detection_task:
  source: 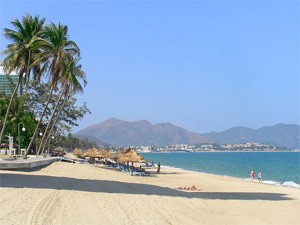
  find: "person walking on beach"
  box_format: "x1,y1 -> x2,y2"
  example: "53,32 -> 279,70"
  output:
157,162 -> 161,173
258,170 -> 262,183
250,169 -> 255,181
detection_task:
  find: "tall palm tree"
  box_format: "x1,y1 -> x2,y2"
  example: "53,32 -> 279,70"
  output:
25,22 -> 80,156
38,58 -> 86,155
0,15 -> 46,145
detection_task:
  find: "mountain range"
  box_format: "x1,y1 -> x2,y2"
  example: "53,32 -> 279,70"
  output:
75,118 -> 300,149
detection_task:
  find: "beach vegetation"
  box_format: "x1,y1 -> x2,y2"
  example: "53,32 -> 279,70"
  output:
37,56 -> 87,155
25,80 -> 90,148
0,95 -> 36,149
0,82 -> 91,152
0,14 -> 46,146
24,21 -> 82,156
0,14 -> 89,155
55,133 -> 97,152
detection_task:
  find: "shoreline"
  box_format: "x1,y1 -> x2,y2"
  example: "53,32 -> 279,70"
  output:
1,160 -> 300,225
141,151 -> 300,189
159,164 -> 300,189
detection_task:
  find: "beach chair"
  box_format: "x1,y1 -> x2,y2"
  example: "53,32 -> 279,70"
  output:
130,168 -> 150,177
131,170 -> 146,176
119,167 -> 131,175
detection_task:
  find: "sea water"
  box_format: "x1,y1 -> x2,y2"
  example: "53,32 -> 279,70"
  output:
140,152 -> 300,188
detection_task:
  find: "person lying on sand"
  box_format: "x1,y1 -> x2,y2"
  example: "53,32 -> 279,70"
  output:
177,185 -> 200,191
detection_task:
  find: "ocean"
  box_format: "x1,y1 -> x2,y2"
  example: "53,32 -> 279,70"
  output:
140,152 -> 300,188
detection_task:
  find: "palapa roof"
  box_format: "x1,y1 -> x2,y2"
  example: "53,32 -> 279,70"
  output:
115,147 -> 146,163
83,147 -> 99,158
97,149 -> 110,158
73,148 -> 83,157
83,147 -> 111,158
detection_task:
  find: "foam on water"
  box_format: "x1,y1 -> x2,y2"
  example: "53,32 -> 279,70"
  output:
262,180 -> 280,185
282,181 -> 300,189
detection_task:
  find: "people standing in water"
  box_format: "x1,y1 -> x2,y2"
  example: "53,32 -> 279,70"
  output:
258,170 -> 262,182
250,169 -> 255,181
157,162 -> 161,173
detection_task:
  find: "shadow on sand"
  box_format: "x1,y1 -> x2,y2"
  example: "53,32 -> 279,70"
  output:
0,173 -> 293,201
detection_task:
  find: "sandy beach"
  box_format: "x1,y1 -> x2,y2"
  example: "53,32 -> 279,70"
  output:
0,158 -> 299,225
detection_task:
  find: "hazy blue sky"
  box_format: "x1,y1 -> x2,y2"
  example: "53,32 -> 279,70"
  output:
0,0 -> 299,133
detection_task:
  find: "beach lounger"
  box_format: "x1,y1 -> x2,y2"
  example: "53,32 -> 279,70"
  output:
131,171 -> 146,176
130,169 -> 150,177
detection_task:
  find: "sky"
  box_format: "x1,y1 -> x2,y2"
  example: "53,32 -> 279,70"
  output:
0,0 -> 299,133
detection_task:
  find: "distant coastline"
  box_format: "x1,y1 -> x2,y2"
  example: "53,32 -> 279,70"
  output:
135,142 -> 297,153
141,149 -> 300,153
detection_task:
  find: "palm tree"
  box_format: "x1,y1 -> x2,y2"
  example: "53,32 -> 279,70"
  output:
0,15 -> 46,145
38,57 -> 86,155
25,22 -> 80,156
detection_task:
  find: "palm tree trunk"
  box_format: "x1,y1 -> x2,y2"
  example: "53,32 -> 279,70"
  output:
37,83 -> 67,155
41,93 -> 69,155
0,71 -> 23,145
43,130 -> 57,155
25,87 -> 54,157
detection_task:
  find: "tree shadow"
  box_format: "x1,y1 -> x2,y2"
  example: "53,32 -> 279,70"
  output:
0,173 -> 293,201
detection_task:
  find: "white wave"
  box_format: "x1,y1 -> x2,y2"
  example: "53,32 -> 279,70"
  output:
262,180 -> 280,185
282,181 -> 300,189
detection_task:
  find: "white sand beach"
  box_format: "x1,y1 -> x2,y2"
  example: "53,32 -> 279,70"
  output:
0,159 -> 299,225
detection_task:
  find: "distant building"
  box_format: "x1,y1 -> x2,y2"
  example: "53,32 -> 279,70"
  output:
137,146 -> 152,153
0,65 -> 23,97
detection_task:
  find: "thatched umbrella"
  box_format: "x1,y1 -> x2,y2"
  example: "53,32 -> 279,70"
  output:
95,149 -> 110,163
83,147 -> 99,157
73,148 -> 84,158
109,150 -> 121,158
116,147 -> 146,166
97,149 -> 110,158
83,147 -> 99,163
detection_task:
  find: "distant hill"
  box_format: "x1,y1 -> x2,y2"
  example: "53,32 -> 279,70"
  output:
75,118 -> 300,149
202,123 -> 300,149
75,118 -> 209,147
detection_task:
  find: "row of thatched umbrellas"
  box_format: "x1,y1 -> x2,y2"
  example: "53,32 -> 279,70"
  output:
73,147 -> 146,165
